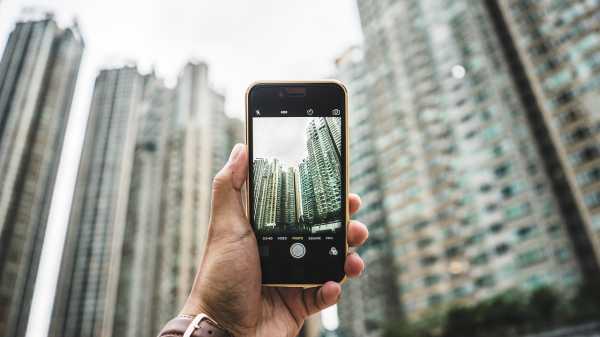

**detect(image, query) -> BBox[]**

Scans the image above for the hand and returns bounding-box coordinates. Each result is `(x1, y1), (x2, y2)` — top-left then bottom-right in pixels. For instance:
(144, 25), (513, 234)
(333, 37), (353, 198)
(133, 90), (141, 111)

(181, 144), (369, 337)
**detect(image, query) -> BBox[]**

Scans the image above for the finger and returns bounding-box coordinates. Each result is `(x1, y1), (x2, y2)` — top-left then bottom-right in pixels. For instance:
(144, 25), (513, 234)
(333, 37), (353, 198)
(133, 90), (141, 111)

(302, 282), (341, 316)
(349, 193), (361, 215)
(344, 252), (364, 278)
(210, 144), (248, 223)
(348, 220), (368, 247)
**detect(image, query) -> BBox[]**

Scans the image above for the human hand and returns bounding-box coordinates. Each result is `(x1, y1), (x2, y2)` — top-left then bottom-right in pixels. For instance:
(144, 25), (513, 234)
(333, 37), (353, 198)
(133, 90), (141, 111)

(181, 144), (369, 337)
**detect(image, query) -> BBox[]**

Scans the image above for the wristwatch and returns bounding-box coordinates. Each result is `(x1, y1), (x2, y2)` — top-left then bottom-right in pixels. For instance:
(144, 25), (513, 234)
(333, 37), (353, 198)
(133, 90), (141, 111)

(157, 313), (232, 337)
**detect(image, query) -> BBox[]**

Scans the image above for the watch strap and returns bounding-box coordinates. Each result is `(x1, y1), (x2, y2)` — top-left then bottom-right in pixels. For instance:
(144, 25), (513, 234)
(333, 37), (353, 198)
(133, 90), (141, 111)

(158, 314), (232, 337)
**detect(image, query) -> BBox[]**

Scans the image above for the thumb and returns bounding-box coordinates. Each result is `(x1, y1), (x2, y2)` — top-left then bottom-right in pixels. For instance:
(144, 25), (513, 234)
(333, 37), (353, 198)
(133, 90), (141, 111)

(210, 143), (248, 222)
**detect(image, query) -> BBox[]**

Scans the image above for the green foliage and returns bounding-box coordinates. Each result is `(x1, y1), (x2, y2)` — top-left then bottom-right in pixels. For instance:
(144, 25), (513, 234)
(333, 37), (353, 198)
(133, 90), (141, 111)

(528, 286), (561, 324)
(570, 277), (600, 321)
(383, 279), (600, 337)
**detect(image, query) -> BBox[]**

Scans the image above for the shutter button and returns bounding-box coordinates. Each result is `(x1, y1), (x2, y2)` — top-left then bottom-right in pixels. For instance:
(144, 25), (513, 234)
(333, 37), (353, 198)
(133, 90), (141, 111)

(290, 243), (306, 259)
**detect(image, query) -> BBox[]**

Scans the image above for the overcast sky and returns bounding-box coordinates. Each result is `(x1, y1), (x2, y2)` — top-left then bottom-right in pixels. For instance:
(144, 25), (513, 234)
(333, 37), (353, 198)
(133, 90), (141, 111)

(254, 117), (311, 167)
(0, 0), (361, 336)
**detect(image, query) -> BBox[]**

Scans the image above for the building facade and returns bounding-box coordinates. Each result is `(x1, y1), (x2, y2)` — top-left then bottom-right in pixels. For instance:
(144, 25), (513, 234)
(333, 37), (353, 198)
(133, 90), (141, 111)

(49, 67), (145, 337)
(346, 0), (585, 331)
(485, 0), (600, 275)
(0, 16), (83, 337)
(155, 61), (233, 327)
(111, 75), (174, 337)
(335, 46), (401, 337)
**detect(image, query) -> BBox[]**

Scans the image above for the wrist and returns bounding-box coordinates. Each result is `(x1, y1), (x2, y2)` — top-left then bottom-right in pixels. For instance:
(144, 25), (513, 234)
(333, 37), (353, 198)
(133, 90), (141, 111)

(158, 313), (232, 337)
(181, 296), (243, 337)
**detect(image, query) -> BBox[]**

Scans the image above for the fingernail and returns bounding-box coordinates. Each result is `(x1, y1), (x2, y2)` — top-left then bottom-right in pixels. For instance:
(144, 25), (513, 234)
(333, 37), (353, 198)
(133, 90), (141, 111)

(228, 144), (243, 164)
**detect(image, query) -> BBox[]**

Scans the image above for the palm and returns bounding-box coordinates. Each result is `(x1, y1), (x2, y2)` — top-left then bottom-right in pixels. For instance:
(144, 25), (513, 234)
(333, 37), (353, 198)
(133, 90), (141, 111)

(225, 234), (318, 337)
(257, 288), (305, 336)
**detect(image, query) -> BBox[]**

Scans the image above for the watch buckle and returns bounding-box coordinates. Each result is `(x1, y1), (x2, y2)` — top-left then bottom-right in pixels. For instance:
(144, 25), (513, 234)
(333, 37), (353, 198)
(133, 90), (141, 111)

(183, 313), (211, 337)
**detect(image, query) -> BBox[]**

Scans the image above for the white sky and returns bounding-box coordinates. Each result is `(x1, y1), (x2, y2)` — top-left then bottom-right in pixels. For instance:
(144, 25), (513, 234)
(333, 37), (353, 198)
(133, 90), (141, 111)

(254, 117), (311, 167)
(0, 1), (361, 336)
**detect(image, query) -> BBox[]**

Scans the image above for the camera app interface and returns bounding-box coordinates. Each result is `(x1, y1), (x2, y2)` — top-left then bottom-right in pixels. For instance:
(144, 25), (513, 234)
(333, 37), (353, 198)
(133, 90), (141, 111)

(253, 116), (343, 235)
(250, 101), (345, 282)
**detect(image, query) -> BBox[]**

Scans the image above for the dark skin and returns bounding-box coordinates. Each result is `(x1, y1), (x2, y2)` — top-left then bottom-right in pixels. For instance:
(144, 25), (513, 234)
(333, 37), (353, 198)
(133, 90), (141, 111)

(180, 144), (369, 337)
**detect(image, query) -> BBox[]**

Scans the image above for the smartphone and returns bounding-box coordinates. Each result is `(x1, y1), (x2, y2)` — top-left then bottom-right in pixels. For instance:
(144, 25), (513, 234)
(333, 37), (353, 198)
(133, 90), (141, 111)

(246, 81), (348, 286)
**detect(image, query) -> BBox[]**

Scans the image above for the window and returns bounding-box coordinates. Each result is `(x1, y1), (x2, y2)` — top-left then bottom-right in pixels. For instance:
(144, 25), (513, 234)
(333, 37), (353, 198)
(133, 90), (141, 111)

(424, 274), (441, 286)
(527, 163), (538, 175)
(493, 144), (504, 157)
(452, 287), (468, 298)
(547, 223), (561, 234)
(445, 246), (461, 258)
(475, 275), (495, 288)
(516, 247), (547, 268)
(413, 221), (429, 231)
(480, 184), (492, 192)
(505, 202), (531, 221)
(486, 203), (498, 212)
(563, 126), (591, 145)
(555, 247), (571, 262)
(557, 109), (581, 127)
(483, 126), (500, 141)
(465, 232), (485, 246)
(501, 185), (516, 199)
(584, 191), (600, 209)
(554, 90), (574, 107)
(461, 215), (476, 226)
(428, 294), (443, 306)
(417, 237), (433, 249)
(490, 222), (504, 233)
(494, 163), (511, 178)
(481, 109), (492, 121)
(471, 253), (489, 266)
(576, 168), (600, 185)
(421, 255), (438, 267)
(475, 90), (489, 103)
(495, 243), (510, 255)
(516, 225), (538, 241)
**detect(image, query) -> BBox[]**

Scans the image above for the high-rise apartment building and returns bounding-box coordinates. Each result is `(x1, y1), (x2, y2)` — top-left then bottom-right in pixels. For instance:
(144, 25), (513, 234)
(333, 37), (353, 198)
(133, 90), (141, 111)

(351, 0), (583, 328)
(336, 47), (400, 336)
(0, 16), (83, 337)
(111, 75), (174, 337)
(155, 62), (231, 326)
(281, 167), (298, 227)
(306, 118), (342, 224)
(253, 158), (284, 230)
(50, 67), (145, 337)
(484, 0), (600, 275)
(51, 61), (237, 336)
(335, 46), (401, 337)
(299, 159), (317, 226)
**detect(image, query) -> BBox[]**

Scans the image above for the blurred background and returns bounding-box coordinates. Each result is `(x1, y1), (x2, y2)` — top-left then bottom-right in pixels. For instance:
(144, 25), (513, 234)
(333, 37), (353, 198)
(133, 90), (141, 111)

(1, 1), (600, 337)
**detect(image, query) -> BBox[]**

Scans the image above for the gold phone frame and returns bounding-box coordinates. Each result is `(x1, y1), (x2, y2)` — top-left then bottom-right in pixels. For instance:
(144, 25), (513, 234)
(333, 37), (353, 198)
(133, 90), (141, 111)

(245, 80), (349, 288)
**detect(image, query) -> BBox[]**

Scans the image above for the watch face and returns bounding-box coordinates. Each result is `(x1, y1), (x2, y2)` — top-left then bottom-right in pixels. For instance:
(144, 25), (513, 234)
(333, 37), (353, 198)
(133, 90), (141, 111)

(247, 82), (347, 285)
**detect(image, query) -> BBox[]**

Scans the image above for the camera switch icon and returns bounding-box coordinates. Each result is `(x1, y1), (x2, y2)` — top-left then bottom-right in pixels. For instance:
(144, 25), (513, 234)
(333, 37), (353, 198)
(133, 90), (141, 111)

(329, 247), (338, 256)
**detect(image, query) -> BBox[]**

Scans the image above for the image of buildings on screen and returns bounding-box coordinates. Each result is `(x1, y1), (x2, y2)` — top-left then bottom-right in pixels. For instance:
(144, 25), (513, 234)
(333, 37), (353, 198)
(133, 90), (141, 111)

(253, 117), (342, 234)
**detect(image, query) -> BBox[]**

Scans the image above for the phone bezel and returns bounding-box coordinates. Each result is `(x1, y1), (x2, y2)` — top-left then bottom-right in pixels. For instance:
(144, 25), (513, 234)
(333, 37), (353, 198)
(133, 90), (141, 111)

(245, 80), (349, 287)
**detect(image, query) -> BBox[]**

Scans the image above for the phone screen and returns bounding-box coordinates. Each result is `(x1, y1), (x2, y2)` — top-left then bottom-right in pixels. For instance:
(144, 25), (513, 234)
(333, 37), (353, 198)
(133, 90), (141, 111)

(247, 83), (347, 284)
